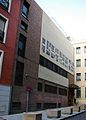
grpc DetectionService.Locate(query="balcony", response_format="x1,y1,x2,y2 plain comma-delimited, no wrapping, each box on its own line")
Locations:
0,0,9,10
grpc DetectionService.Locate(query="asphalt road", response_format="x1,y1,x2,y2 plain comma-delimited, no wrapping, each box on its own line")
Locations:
65,112,86,120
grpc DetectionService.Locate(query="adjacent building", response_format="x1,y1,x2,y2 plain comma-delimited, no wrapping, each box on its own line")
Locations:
73,40,86,104
0,0,75,115
0,0,21,115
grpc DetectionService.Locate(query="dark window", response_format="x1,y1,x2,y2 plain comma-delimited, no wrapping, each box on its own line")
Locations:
18,34,26,57
76,73,81,81
85,87,86,98
38,82,42,91
36,103,42,110
59,88,67,96
22,0,30,18
15,61,24,86
43,103,57,109
45,84,57,94
0,15,6,42
85,59,86,66
85,73,86,80
40,55,68,78
76,87,81,98
0,0,9,10
21,21,28,32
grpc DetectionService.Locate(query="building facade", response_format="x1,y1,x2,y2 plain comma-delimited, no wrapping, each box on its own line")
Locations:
0,0,21,115
73,40,86,104
0,0,74,115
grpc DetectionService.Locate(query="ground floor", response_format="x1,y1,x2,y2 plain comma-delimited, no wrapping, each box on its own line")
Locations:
11,78,68,114
0,85,11,115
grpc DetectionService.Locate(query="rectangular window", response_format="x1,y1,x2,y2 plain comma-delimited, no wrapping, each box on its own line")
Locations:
84,46,86,53
85,59,86,66
0,0,9,10
85,87,86,98
76,59,81,67
0,50,4,78
18,34,26,57
76,87,81,98
76,73,81,81
76,47,81,54
59,88,67,96
43,103,57,109
15,61,24,86
38,82,42,91
36,103,42,110
39,55,68,78
0,14,8,43
45,84,57,94
22,0,30,18
85,73,86,80
21,21,28,32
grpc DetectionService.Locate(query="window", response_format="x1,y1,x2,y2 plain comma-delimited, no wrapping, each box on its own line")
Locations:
38,82,42,91
0,50,4,78
76,87,81,98
45,84,57,94
12,102,21,111
0,0,9,10
36,103,42,110
21,21,28,32
76,59,81,67
76,47,81,54
43,103,57,109
84,46,86,53
15,61,24,86
22,0,30,18
85,59,86,66
39,55,68,78
0,14,8,43
18,34,26,57
76,73,81,81
85,73,86,80
59,88,67,96
85,87,86,98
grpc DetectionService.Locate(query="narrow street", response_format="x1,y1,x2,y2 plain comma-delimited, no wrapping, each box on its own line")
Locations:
65,112,86,120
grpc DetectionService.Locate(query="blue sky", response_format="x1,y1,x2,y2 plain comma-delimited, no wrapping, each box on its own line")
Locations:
35,0,86,40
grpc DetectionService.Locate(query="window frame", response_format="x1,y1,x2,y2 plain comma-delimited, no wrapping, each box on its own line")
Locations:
76,73,81,81
22,0,30,18
76,59,81,67
18,34,26,57
76,47,81,54
0,0,12,12
0,14,8,43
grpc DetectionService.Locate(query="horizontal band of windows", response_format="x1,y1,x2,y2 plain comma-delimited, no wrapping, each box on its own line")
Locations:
40,55,68,78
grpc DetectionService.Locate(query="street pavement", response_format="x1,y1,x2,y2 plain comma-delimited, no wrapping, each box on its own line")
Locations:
65,111,86,120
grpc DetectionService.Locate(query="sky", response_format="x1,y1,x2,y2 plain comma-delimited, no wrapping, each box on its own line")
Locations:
35,0,86,40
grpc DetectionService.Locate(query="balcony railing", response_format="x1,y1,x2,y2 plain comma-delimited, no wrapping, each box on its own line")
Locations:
0,30,4,42
0,0,9,10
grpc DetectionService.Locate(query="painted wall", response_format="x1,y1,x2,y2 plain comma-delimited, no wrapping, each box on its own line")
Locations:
39,12,74,87
73,41,86,104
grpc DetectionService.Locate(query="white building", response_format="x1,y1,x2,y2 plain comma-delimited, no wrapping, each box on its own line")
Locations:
73,40,86,104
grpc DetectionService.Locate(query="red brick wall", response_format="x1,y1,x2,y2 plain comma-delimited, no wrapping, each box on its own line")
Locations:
0,0,21,85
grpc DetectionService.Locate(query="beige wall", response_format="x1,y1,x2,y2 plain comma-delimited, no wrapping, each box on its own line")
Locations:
38,12,74,87
73,41,86,104
39,65,68,87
